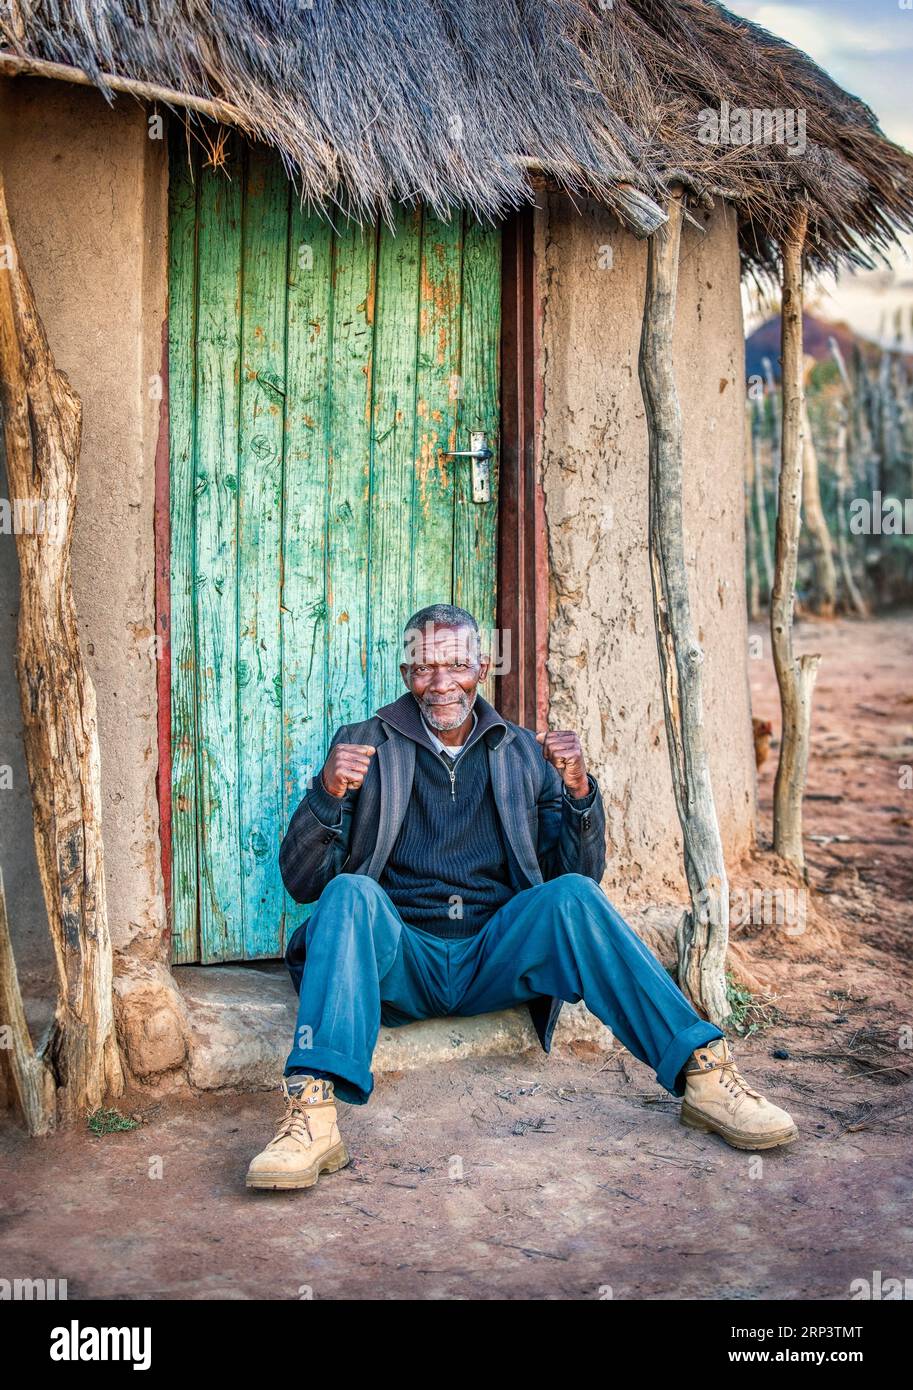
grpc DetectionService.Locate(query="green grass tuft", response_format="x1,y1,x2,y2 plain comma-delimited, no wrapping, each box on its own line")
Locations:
86,1107,140,1136
724,972,780,1037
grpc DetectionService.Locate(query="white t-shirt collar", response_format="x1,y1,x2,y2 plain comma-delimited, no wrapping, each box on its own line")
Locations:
421,707,478,757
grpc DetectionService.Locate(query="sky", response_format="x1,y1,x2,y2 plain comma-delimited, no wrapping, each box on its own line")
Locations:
725,0,913,342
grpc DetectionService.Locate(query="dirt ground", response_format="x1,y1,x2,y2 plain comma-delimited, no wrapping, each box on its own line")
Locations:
1,613,911,1300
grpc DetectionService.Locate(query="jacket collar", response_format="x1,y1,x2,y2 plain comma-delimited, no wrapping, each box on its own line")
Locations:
365,690,530,885
375,690,510,752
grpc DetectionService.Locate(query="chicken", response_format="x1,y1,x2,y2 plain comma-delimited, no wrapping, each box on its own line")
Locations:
752,717,773,771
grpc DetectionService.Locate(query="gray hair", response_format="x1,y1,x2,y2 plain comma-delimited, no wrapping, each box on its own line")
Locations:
402,603,480,659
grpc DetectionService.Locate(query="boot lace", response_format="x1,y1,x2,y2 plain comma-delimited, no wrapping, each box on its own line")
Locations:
269,1099,314,1149
718,1059,762,1103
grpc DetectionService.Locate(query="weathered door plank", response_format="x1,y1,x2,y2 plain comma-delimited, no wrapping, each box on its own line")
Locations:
455,219,502,698
411,212,463,615
281,208,335,945
237,149,289,957
167,135,201,964
194,139,244,962
325,222,377,730
368,206,423,710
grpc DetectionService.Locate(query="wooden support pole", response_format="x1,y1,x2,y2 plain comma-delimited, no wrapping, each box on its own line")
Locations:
771,205,820,874
639,188,729,1027
0,50,256,132
0,171,123,1125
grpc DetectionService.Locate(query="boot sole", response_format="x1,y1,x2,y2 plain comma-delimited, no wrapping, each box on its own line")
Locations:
680,1102,799,1151
246,1141,351,1191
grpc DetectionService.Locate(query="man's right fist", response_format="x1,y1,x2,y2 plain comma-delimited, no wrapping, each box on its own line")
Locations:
320,744,376,798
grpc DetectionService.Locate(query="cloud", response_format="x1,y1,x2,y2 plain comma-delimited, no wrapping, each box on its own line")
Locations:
730,1,913,322
728,1,913,149
737,4,901,60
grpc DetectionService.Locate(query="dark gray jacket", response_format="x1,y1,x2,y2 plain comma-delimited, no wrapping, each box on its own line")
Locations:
280,691,607,1051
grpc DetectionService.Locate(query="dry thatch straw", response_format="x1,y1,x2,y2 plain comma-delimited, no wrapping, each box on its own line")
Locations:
2,0,913,275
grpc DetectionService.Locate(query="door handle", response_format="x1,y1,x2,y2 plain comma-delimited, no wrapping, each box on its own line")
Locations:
444,431,493,503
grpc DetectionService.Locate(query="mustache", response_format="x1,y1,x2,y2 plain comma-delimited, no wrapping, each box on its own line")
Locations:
419,690,474,729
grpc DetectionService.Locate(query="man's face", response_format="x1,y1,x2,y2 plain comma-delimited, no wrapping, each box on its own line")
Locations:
400,623,491,731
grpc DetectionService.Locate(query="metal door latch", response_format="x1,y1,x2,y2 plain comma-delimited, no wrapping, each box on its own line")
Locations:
444,431,493,503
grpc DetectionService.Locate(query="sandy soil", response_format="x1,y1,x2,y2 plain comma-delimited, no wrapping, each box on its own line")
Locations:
1,613,911,1300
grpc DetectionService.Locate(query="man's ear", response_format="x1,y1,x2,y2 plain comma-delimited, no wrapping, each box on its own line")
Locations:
399,662,410,690
477,654,491,682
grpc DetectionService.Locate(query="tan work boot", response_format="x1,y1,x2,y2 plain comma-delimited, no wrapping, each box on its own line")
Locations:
246,1076,350,1191
681,1038,798,1150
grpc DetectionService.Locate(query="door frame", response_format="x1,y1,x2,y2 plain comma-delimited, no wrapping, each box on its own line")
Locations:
154,202,548,925
498,208,549,736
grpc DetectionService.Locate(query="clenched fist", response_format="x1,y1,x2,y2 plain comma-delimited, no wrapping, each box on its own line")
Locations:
536,729,589,799
320,743,376,798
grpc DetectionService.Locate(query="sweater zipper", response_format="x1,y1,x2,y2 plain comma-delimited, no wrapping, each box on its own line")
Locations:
439,752,457,800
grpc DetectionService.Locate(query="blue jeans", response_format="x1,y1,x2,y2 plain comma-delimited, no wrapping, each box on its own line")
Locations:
284,874,722,1104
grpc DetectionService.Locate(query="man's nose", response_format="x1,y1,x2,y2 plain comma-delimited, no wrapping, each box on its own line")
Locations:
428,667,457,691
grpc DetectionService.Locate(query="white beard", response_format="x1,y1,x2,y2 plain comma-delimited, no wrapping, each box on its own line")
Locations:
418,690,475,731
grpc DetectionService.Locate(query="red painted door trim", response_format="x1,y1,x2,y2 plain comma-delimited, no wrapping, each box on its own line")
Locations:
497,207,549,730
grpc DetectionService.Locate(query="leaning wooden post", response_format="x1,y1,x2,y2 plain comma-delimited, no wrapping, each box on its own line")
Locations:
639,187,729,1026
771,205,820,874
0,172,123,1124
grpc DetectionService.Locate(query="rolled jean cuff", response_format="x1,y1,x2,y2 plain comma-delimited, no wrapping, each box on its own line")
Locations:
656,1020,725,1097
283,1046,374,1106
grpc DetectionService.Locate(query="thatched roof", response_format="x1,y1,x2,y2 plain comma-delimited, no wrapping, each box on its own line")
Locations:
3,0,913,276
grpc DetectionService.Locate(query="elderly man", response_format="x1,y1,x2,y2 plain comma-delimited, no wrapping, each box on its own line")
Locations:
246,603,796,1190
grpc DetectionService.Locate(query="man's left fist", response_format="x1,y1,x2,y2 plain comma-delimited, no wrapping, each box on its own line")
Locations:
536,729,590,799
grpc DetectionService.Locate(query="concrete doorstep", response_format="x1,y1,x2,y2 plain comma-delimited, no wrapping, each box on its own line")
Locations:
175,962,613,1091
174,905,682,1092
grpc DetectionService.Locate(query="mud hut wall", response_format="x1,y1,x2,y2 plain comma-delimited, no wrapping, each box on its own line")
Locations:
0,78,183,1077
537,194,756,901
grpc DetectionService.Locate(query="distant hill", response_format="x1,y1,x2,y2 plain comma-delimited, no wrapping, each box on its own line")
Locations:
745,313,864,382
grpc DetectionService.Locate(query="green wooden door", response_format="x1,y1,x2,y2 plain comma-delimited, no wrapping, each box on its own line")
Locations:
168,135,502,964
